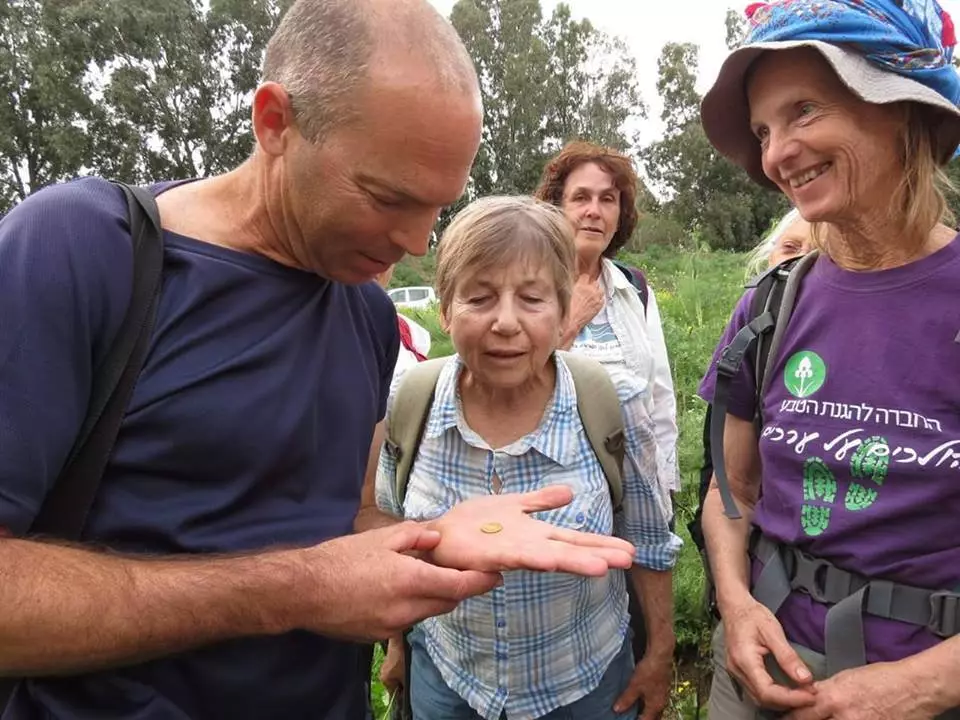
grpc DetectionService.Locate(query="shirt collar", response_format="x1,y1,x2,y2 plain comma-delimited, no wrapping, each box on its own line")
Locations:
423,354,580,468
601,257,633,299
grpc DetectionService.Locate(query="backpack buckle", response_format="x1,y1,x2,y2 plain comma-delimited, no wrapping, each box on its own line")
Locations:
928,591,960,638
789,549,833,603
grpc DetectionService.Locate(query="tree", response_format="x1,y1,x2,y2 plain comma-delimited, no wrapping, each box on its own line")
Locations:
449,0,646,201
94,0,289,183
0,0,110,213
642,42,787,250
725,7,748,51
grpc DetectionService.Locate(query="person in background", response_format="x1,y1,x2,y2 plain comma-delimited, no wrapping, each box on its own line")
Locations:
534,141,679,689
376,265,432,375
535,142,679,511
743,207,813,279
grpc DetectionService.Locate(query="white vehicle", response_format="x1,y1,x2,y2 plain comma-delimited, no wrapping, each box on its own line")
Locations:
386,286,436,309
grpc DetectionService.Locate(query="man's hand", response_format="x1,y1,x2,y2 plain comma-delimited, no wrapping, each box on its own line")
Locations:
425,485,635,576
785,662,943,720
613,653,672,719
721,598,817,711
298,522,501,642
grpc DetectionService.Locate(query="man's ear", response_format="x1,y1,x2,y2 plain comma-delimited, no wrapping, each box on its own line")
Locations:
252,82,296,157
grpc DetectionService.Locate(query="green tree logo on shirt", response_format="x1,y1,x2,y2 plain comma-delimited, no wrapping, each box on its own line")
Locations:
784,351,827,398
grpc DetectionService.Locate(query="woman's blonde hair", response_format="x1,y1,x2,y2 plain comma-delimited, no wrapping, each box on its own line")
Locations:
812,103,957,253
745,208,802,279
435,196,576,317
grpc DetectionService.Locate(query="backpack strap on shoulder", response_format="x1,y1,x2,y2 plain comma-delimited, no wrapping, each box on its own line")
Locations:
1,182,165,715
30,183,164,539
757,251,818,403
558,351,625,511
709,251,818,520
612,260,649,314
386,357,449,507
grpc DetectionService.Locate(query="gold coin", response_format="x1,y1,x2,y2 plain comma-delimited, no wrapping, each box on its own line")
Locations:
480,522,504,534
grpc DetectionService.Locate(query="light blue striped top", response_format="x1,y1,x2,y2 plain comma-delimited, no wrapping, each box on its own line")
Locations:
376,353,682,720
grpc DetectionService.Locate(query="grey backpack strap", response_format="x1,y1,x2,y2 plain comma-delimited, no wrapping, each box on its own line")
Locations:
385,358,448,506
757,249,819,403
558,352,625,511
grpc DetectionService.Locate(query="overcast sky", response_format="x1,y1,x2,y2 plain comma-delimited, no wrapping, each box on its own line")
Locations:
427,0,960,144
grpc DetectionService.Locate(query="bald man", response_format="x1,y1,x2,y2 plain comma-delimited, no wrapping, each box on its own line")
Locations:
0,1,635,717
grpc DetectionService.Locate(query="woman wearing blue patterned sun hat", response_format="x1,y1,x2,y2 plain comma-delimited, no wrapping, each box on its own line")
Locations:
696,0,960,718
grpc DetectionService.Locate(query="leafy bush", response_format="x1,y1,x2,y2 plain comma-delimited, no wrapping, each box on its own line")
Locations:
630,214,690,251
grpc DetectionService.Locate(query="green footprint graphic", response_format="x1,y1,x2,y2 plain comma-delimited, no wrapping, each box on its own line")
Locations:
845,436,889,511
801,457,836,537
799,436,889,537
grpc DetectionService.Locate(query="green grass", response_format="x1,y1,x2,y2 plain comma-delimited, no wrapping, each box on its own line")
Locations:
383,247,750,719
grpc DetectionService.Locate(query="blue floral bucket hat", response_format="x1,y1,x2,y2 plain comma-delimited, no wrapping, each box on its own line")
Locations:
701,0,960,188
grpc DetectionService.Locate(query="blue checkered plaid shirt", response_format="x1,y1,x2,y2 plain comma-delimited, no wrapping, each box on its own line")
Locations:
376,354,682,720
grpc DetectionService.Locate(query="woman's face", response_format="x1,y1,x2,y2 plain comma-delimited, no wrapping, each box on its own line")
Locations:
560,162,621,260
747,48,904,228
768,218,813,268
442,262,562,392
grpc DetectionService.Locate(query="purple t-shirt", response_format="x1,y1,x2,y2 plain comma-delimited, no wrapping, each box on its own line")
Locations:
700,235,960,663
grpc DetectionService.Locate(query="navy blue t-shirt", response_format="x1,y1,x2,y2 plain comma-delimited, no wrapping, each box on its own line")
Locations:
0,177,399,718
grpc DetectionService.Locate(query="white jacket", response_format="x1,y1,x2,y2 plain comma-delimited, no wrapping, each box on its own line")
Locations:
574,258,681,494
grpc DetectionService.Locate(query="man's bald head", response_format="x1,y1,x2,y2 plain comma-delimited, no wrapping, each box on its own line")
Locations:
261,0,479,143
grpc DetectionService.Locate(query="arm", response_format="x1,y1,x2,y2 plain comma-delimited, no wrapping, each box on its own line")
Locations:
642,291,681,494
702,414,760,614
0,538,296,675
0,521,505,676
612,382,679,717
910,636,960,712
354,421,401,532
630,566,674,661
704,414,815,709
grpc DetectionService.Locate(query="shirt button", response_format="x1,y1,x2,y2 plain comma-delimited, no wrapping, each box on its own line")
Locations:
496,620,506,628
497,653,508,661
575,512,586,523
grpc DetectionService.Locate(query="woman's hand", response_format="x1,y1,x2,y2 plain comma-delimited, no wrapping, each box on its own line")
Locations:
425,485,635,576
559,274,605,347
721,597,817,711
379,635,406,696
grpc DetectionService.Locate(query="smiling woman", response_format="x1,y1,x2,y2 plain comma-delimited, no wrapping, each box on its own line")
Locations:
696,1,960,719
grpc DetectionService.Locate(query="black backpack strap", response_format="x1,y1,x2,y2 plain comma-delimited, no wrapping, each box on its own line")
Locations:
708,253,817,521
612,260,648,313
0,183,163,714
29,183,164,540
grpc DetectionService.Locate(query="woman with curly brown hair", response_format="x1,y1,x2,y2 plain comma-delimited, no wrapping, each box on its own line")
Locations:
534,142,679,513
534,142,680,712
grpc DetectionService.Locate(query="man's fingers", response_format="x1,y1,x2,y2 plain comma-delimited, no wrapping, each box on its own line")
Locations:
409,560,502,601
385,521,442,554
515,485,574,513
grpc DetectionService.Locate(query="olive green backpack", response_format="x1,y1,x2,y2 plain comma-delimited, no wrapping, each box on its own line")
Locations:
385,351,627,509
